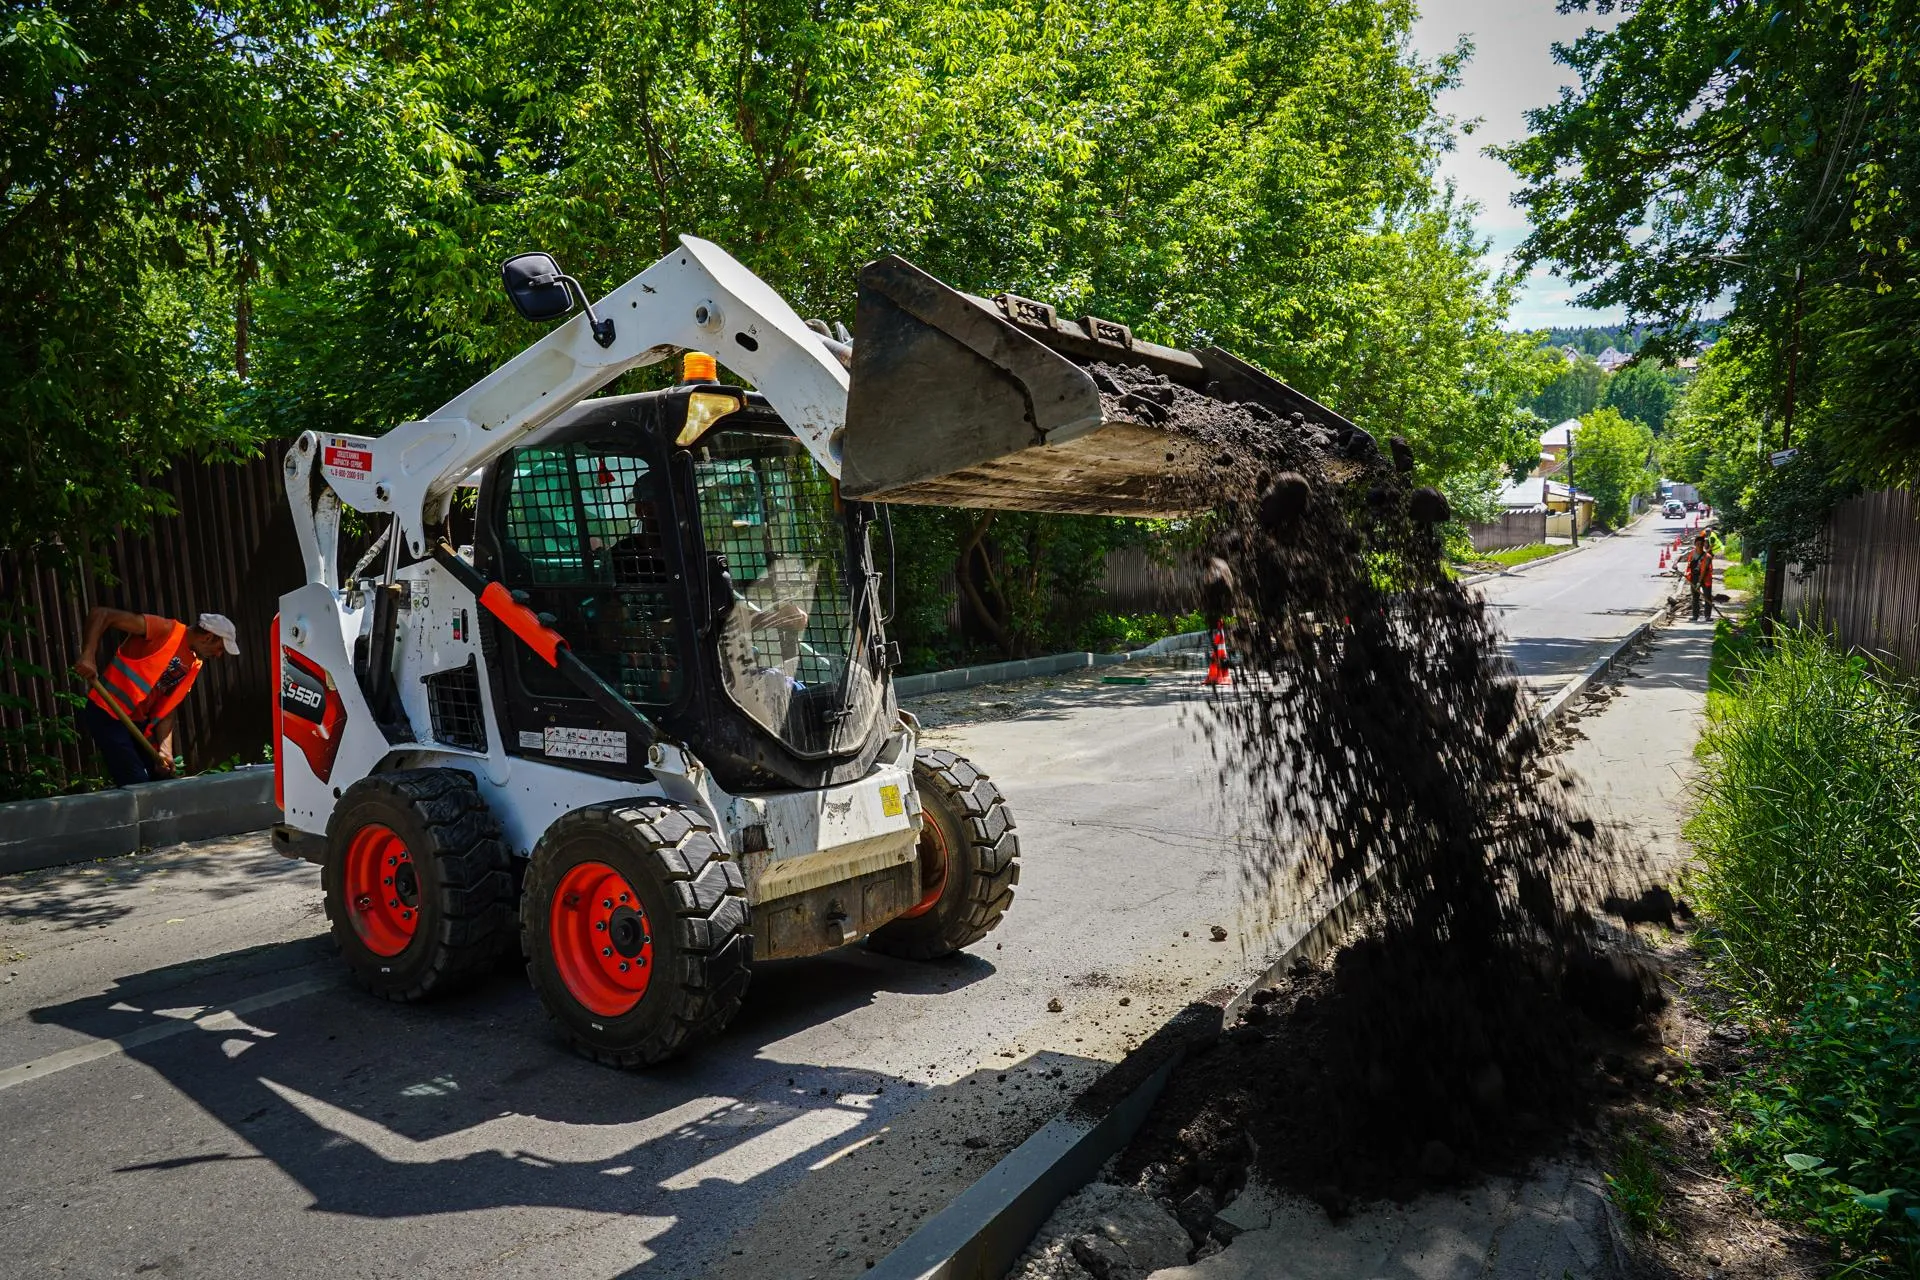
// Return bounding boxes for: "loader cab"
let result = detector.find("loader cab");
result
[472,386,897,794]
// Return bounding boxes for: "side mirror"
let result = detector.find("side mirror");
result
[501,252,576,322]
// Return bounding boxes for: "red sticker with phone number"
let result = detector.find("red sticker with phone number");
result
[323,439,372,480]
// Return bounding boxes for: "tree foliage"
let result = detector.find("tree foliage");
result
[1601,361,1682,434]
[1501,0,1920,499]
[1530,355,1606,426]
[9,0,1554,658]
[1572,407,1656,528]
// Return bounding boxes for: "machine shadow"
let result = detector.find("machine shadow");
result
[24,934,1003,1271]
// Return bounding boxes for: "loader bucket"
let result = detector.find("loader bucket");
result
[839,255,1362,516]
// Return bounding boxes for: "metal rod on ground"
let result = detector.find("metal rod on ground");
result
[87,677,173,773]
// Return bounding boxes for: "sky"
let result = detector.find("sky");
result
[1408,0,1627,331]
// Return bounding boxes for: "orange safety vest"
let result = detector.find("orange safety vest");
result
[87,619,202,737]
[1685,547,1715,587]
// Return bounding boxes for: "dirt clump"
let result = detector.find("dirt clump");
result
[1096,363,1662,1208]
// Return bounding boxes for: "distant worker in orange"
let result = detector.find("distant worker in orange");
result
[73,609,239,785]
[1683,532,1717,623]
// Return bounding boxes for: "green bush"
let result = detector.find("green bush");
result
[1687,625,1920,1015]
[1721,965,1920,1276]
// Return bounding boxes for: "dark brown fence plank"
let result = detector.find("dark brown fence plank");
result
[1784,488,1920,675]
[1,445,299,789]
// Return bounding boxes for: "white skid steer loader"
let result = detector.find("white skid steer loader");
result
[272,236,1360,1066]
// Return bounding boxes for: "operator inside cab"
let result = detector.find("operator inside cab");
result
[605,479,809,725]
[73,609,239,784]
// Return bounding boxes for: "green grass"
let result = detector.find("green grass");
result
[1466,542,1567,570]
[1688,626,1920,1014]
[1720,966,1920,1276]
[1722,557,1765,593]
[1606,1126,1674,1237]
[1691,626,1920,1274]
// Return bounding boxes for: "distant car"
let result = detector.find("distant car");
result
[1663,500,1686,518]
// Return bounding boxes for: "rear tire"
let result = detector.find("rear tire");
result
[867,749,1019,960]
[522,801,751,1068]
[323,769,515,1002]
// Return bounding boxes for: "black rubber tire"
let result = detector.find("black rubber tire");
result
[322,769,515,1002]
[522,801,751,1068]
[867,749,1019,960]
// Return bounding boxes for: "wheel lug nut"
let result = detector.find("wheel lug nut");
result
[595,921,606,931]
[390,899,399,908]
[620,893,629,903]
[384,876,393,886]
[618,962,629,972]
[388,857,397,866]
[602,947,612,957]
[602,899,613,909]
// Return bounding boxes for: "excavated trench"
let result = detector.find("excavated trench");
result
[1086,364,1665,1229]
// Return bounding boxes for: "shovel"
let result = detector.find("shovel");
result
[87,677,176,777]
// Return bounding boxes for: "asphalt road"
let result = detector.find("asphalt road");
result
[0,522,1685,1280]
[1478,513,1687,690]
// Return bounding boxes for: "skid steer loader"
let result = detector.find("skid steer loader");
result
[272,237,1360,1066]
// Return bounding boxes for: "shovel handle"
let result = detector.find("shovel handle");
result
[87,677,173,773]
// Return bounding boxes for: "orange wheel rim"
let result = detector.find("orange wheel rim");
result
[550,861,654,1017]
[343,824,420,957]
[899,815,950,919]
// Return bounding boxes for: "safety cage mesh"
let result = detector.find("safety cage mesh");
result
[692,427,879,757]
[498,444,683,709]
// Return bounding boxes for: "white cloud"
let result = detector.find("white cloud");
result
[1411,0,1626,328]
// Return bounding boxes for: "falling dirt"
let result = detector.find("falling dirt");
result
[1094,363,1663,1210]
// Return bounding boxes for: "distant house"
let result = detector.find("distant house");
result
[1536,420,1578,476]
[1595,346,1632,373]
[1560,344,1584,365]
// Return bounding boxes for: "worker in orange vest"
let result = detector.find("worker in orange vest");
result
[1683,532,1717,622]
[73,609,238,785]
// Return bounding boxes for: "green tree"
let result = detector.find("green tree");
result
[1571,408,1656,528]
[0,0,380,568]
[1500,0,1920,495]
[1601,361,1680,434]
[1530,356,1606,425]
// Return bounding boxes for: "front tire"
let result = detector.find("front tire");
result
[522,801,751,1068]
[867,749,1019,960]
[322,769,515,1002]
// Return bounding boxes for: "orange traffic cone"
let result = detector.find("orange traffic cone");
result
[1658,546,1668,569]
[1204,626,1232,687]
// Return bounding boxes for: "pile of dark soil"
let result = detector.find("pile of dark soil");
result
[1095,364,1665,1208]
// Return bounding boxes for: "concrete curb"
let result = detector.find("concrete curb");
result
[0,767,275,876]
[1536,604,1670,726]
[870,604,1676,1279]
[894,632,1209,698]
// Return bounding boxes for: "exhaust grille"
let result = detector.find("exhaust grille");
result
[425,657,487,752]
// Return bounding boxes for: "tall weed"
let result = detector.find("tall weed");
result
[1686,626,1920,1015]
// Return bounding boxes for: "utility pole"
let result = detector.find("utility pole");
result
[1567,429,1578,547]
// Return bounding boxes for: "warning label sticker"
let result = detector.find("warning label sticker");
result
[879,784,904,817]
[544,726,627,763]
[517,730,544,750]
[322,438,373,483]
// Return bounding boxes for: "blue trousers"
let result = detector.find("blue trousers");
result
[79,703,161,787]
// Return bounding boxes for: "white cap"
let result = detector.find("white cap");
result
[197,612,240,656]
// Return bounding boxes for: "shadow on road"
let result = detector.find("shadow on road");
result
[18,932,1027,1274]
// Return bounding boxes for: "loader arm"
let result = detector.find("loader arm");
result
[289,236,850,572]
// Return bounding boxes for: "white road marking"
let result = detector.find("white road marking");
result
[0,978,332,1093]
[262,1078,738,1165]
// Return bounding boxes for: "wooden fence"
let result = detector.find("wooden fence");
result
[1784,488,1920,674]
[1,449,304,787]
[1467,511,1548,553]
